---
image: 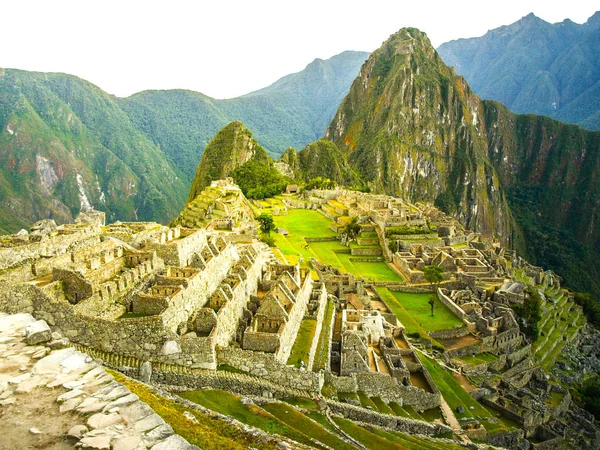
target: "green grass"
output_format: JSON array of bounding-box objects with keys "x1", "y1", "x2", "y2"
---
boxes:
[
  {"x1": 367, "y1": 425, "x2": 464, "y2": 450},
  {"x1": 547, "y1": 391, "x2": 564, "y2": 408},
  {"x1": 108, "y1": 371, "x2": 279, "y2": 450},
  {"x1": 418, "y1": 354, "x2": 519, "y2": 433},
  {"x1": 457, "y1": 353, "x2": 499, "y2": 366},
  {"x1": 338, "y1": 391, "x2": 360, "y2": 403},
  {"x1": 283, "y1": 397, "x2": 319, "y2": 410},
  {"x1": 389, "y1": 402, "x2": 412, "y2": 418},
  {"x1": 333, "y1": 417, "x2": 407, "y2": 450},
  {"x1": 383, "y1": 289, "x2": 464, "y2": 333},
  {"x1": 179, "y1": 389, "x2": 317, "y2": 447},
  {"x1": 262, "y1": 402, "x2": 355, "y2": 450},
  {"x1": 313, "y1": 298, "x2": 335, "y2": 372},
  {"x1": 357, "y1": 391, "x2": 379, "y2": 410},
  {"x1": 287, "y1": 318, "x2": 318, "y2": 367},
  {"x1": 370, "y1": 397, "x2": 395, "y2": 415},
  {"x1": 272, "y1": 209, "x2": 403, "y2": 282}
]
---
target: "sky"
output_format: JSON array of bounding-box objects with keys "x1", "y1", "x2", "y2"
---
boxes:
[{"x1": 1, "y1": 1, "x2": 597, "y2": 99}]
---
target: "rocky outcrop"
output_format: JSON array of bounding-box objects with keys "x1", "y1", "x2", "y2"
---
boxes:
[{"x1": 0, "y1": 312, "x2": 198, "y2": 449}]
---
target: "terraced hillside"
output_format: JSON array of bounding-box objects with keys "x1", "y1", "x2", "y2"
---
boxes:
[{"x1": 532, "y1": 285, "x2": 585, "y2": 371}]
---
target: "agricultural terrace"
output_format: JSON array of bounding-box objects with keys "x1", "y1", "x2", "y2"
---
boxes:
[
  {"x1": 272, "y1": 209, "x2": 403, "y2": 282},
  {"x1": 377, "y1": 288, "x2": 464, "y2": 334}
]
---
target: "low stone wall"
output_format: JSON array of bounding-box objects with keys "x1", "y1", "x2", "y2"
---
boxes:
[
  {"x1": 350, "y1": 247, "x2": 382, "y2": 256},
  {"x1": 325, "y1": 371, "x2": 439, "y2": 411},
  {"x1": 327, "y1": 400, "x2": 451, "y2": 436},
  {"x1": 307, "y1": 286, "x2": 327, "y2": 370},
  {"x1": 326, "y1": 372, "x2": 358, "y2": 393},
  {"x1": 428, "y1": 326, "x2": 469, "y2": 340},
  {"x1": 305, "y1": 237, "x2": 339, "y2": 243},
  {"x1": 436, "y1": 289, "x2": 467, "y2": 321},
  {"x1": 216, "y1": 347, "x2": 323, "y2": 392},
  {"x1": 448, "y1": 342, "x2": 484, "y2": 358}
]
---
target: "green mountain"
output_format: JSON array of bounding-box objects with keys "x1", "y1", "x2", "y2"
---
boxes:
[
  {"x1": 0, "y1": 51, "x2": 367, "y2": 233},
  {"x1": 317, "y1": 27, "x2": 600, "y2": 299},
  {"x1": 437, "y1": 12, "x2": 600, "y2": 130},
  {"x1": 119, "y1": 50, "x2": 369, "y2": 183},
  {"x1": 0, "y1": 69, "x2": 186, "y2": 233},
  {"x1": 186, "y1": 121, "x2": 271, "y2": 201},
  {"x1": 324, "y1": 28, "x2": 516, "y2": 242}
]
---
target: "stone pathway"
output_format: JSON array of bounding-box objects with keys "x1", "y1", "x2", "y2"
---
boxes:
[{"x1": 0, "y1": 312, "x2": 199, "y2": 450}]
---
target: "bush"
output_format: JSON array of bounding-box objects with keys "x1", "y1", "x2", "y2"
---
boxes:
[
  {"x1": 259, "y1": 232, "x2": 275, "y2": 247},
  {"x1": 511, "y1": 287, "x2": 542, "y2": 341}
]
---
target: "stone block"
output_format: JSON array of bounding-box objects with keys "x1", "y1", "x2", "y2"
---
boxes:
[
  {"x1": 161, "y1": 340, "x2": 181, "y2": 355},
  {"x1": 24, "y1": 320, "x2": 52, "y2": 345}
]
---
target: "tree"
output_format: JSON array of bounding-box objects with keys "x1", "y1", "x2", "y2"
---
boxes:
[
  {"x1": 256, "y1": 214, "x2": 275, "y2": 235},
  {"x1": 423, "y1": 265, "x2": 444, "y2": 290},
  {"x1": 344, "y1": 216, "x2": 361, "y2": 241}
]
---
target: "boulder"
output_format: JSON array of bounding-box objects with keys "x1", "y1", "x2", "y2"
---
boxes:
[
  {"x1": 161, "y1": 340, "x2": 181, "y2": 355},
  {"x1": 24, "y1": 320, "x2": 52, "y2": 345},
  {"x1": 139, "y1": 361, "x2": 152, "y2": 383}
]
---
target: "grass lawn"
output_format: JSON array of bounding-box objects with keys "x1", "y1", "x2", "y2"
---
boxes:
[
  {"x1": 313, "y1": 298, "x2": 335, "y2": 372},
  {"x1": 457, "y1": 353, "x2": 499, "y2": 366},
  {"x1": 417, "y1": 354, "x2": 519, "y2": 433},
  {"x1": 333, "y1": 417, "x2": 407, "y2": 450},
  {"x1": 370, "y1": 397, "x2": 395, "y2": 415},
  {"x1": 272, "y1": 209, "x2": 403, "y2": 282},
  {"x1": 262, "y1": 402, "x2": 355, "y2": 450},
  {"x1": 367, "y1": 425, "x2": 465, "y2": 450},
  {"x1": 357, "y1": 391, "x2": 379, "y2": 410},
  {"x1": 382, "y1": 289, "x2": 464, "y2": 333},
  {"x1": 179, "y1": 389, "x2": 317, "y2": 447},
  {"x1": 287, "y1": 318, "x2": 318, "y2": 367},
  {"x1": 108, "y1": 371, "x2": 279, "y2": 450}
]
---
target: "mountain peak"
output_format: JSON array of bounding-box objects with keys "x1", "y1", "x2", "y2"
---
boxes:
[{"x1": 186, "y1": 121, "x2": 269, "y2": 202}]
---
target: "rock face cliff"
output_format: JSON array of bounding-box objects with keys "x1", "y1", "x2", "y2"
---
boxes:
[
  {"x1": 325, "y1": 28, "x2": 516, "y2": 243},
  {"x1": 186, "y1": 122, "x2": 271, "y2": 202}
]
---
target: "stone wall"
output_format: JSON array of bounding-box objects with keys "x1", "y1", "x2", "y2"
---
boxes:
[
  {"x1": 0, "y1": 227, "x2": 100, "y2": 273},
  {"x1": 275, "y1": 274, "x2": 313, "y2": 363},
  {"x1": 216, "y1": 347, "x2": 323, "y2": 392},
  {"x1": 210, "y1": 247, "x2": 265, "y2": 347},
  {"x1": 324, "y1": 371, "x2": 439, "y2": 410},
  {"x1": 307, "y1": 284, "x2": 328, "y2": 370},
  {"x1": 326, "y1": 400, "x2": 451, "y2": 436},
  {"x1": 428, "y1": 326, "x2": 469, "y2": 340},
  {"x1": 161, "y1": 243, "x2": 239, "y2": 332},
  {"x1": 146, "y1": 228, "x2": 207, "y2": 267}
]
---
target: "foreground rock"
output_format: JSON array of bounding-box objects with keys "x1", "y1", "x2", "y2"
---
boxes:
[{"x1": 0, "y1": 312, "x2": 198, "y2": 449}]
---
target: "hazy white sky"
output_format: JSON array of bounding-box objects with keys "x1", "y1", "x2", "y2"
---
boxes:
[{"x1": 1, "y1": 1, "x2": 597, "y2": 99}]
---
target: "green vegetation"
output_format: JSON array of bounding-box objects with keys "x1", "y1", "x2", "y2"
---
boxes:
[
  {"x1": 333, "y1": 417, "x2": 406, "y2": 450},
  {"x1": 179, "y1": 389, "x2": 317, "y2": 447},
  {"x1": 256, "y1": 214, "x2": 275, "y2": 234},
  {"x1": 261, "y1": 402, "x2": 355, "y2": 450},
  {"x1": 511, "y1": 287, "x2": 542, "y2": 341},
  {"x1": 576, "y1": 376, "x2": 600, "y2": 421},
  {"x1": 231, "y1": 159, "x2": 289, "y2": 199},
  {"x1": 378, "y1": 288, "x2": 463, "y2": 333},
  {"x1": 418, "y1": 354, "x2": 517, "y2": 432},
  {"x1": 287, "y1": 318, "x2": 318, "y2": 367},
  {"x1": 108, "y1": 371, "x2": 279, "y2": 450},
  {"x1": 272, "y1": 209, "x2": 402, "y2": 282},
  {"x1": 304, "y1": 177, "x2": 337, "y2": 190},
  {"x1": 457, "y1": 353, "x2": 499, "y2": 366},
  {"x1": 313, "y1": 298, "x2": 335, "y2": 372}
]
